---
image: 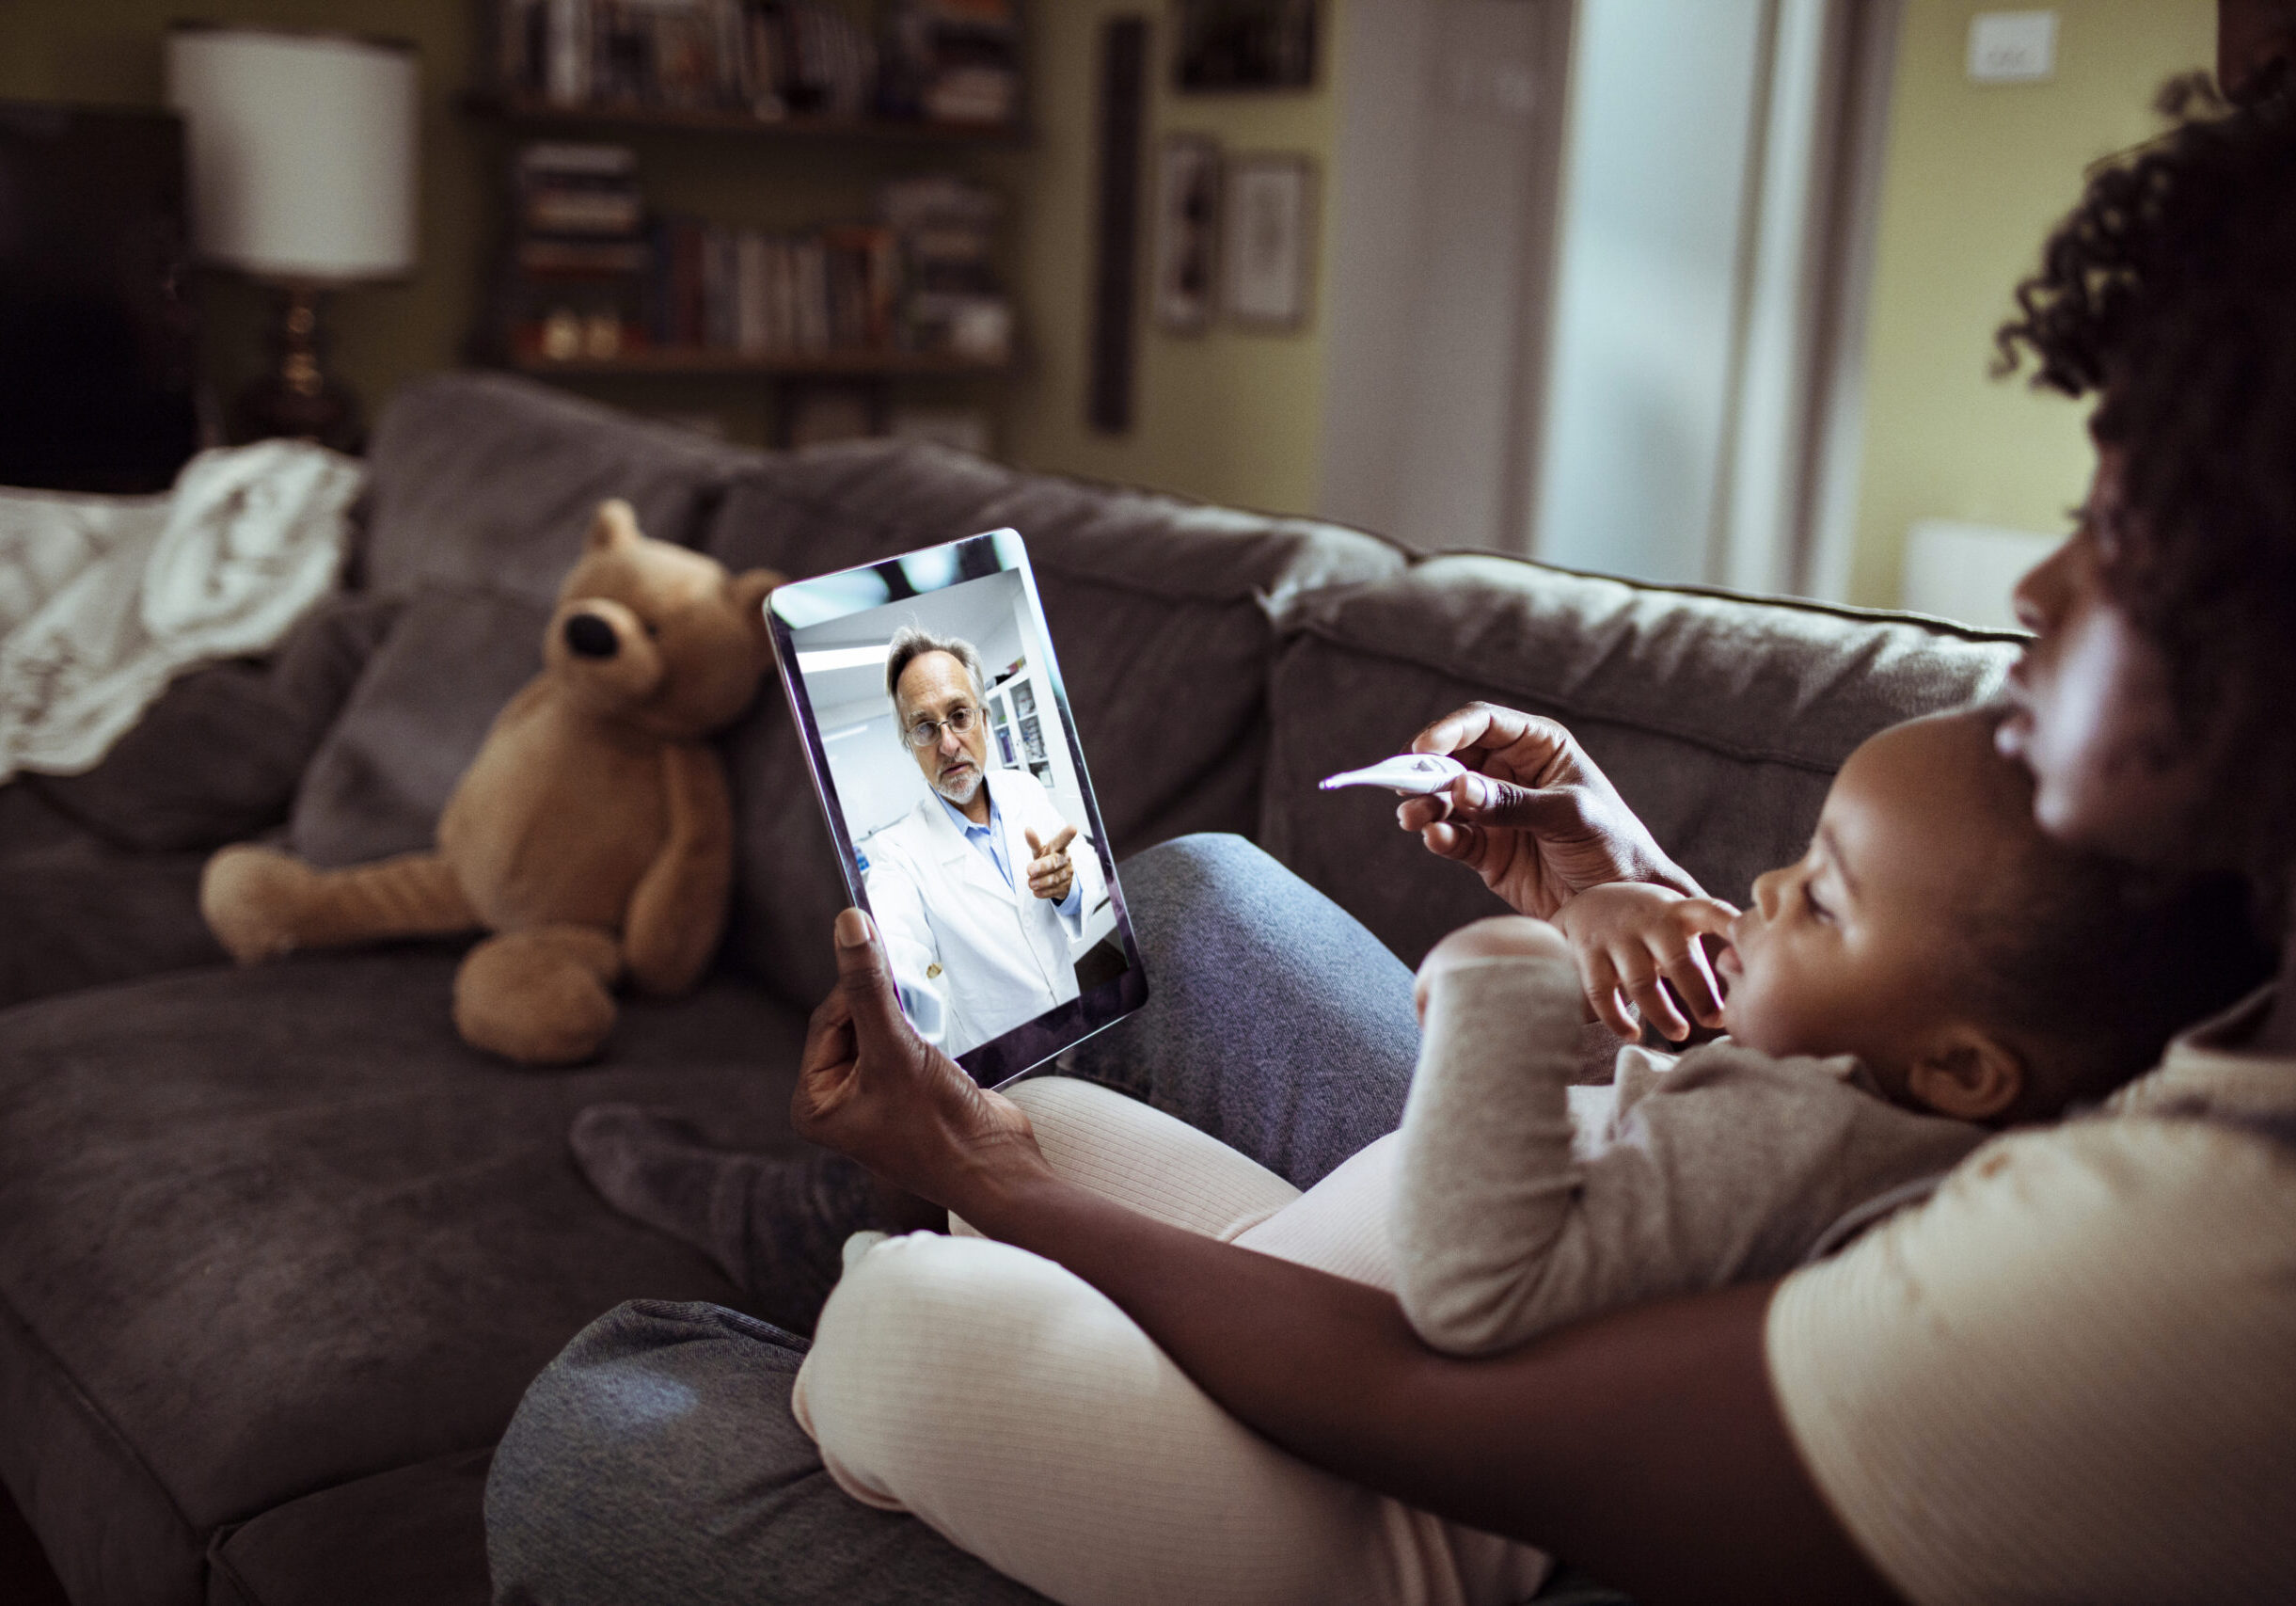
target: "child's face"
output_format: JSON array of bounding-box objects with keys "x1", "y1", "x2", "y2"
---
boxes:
[{"x1": 1718, "y1": 713, "x2": 2030, "y2": 1099}]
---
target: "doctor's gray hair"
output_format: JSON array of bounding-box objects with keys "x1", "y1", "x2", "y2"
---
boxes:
[{"x1": 884, "y1": 625, "x2": 987, "y2": 711}]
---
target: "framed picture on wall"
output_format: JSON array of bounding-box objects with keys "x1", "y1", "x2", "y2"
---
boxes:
[
  {"x1": 1222, "y1": 153, "x2": 1317, "y2": 329},
  {"x1": 1175, "y1": 0, "x2": 1319, "y2": 91},
  {"x1": 1151, "y1": 135, "x2": 1222, "y2": 333}
]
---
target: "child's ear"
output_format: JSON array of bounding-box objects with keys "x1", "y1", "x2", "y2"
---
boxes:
[{"x1": 1907, "y1": 1031, "x2": 2024, "y2": 1122}]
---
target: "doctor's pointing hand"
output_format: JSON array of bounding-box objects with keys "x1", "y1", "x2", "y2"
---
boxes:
[
  {"x1": 1024, "y1": 824, "x2": 1078, "y2": 903},
  {"x1": 861, "y1": 626, "x2": 1104, "y2": 1060}
]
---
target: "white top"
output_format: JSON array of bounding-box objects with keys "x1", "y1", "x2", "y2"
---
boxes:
[
  {"x1": 863, "y1": 767, "x2": 1104, "y2": 1058},
  {"x1": 1766, "y1": 985, "x2": 2296, "y2": 1603}
]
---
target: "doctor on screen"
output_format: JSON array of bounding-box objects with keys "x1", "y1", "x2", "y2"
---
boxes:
[{"x1": 863, "y1": 626, "x2": 1105, "y2": 1057}]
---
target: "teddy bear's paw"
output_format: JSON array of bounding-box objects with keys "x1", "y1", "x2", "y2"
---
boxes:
[
  {"x1": 199, "y1": 845, "x2": 320, "y2": 964},
  {"x1": 454, "y1": 928, "x2": 623, "y2": 1066}
]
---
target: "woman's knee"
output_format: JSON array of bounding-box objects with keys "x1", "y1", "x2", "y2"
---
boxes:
[
  {"x1": 799, "y1": 1234, "x2": 1119, "y2": 1480},
  {"x1": 487, "y1": 1300, "x2": 813, "y2": 1605},
  {"x1": 1119, "y1": 832, "x2": 1286, "y2": 908}
]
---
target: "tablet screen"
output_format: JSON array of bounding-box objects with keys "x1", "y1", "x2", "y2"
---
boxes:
[{"x1": 765, "y1": 529, "x2": 1148, "y2": 1087}]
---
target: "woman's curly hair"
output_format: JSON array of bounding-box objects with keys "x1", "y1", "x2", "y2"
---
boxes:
[{"x1": 1994, "y1": 70, "x2": 2296, "y2": 891}]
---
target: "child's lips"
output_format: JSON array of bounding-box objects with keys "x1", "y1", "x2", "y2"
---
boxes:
[{"x1": 1716, "y1": 943, "x2": 1742, "y2": 979}]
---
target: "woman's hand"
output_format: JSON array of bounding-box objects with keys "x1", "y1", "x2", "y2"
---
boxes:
[
  {"x1": 1396, "y1": 704, "x2": 1702, "y2": 918},
  {"x1": 1552, "y1": 883, "x2": 1738, "y2": 1042},
  {"x1": 792, "y1": 908, "x2": 1047, "y2": 1209}
]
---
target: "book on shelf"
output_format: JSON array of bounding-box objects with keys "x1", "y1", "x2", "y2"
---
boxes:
[
  {"x1": 644, "y1": 219, "x2": 895, "y2": 357},
  {"x1": 491, "y1": 0, "x2": 1019, "y2": 128}
]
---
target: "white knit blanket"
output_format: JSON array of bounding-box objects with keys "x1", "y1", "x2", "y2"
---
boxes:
[{"x1": 0, "y1": 440, "x2": 363, "y2": 782}]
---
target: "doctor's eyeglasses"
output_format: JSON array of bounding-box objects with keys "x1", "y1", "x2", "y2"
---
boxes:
[{"x1": 902, "y1": 703, "x2": 982, "y2": 749}]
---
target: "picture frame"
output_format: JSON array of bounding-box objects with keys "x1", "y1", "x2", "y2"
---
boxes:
[
  {"x1": 1175, "y1": 0, "x2": 1319, "y2": 92},
  {"x1": 1150, "y1": 135, "x2": 1222, "y2": 333},
  {"x1": 1221, "y1": 153, "x2": 1317, "y2": 330}
]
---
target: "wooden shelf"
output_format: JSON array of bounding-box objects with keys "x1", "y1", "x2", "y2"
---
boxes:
[
  {"x1": 508, "y1": 348, "x2": 1011, "y2": 378},
  {"x1": 466, "y1": 92, "x2": 1026, "y2": 146}
]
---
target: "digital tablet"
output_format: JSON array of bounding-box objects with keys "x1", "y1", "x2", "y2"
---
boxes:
[{"x1": 765, "y1": 529, "x2": 1148, "y2": 1088}]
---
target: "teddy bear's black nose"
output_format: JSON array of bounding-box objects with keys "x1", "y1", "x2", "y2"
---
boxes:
[{"x1": 563, "y1": 613, "x2": 619, "y2": 660}]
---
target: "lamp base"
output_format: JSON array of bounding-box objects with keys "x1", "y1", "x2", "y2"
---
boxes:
[{"x1": 232, "y1": 284, "x2": 362, "y2": 453}]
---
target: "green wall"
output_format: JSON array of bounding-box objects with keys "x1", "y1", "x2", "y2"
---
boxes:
[
  {"x1": 1846, "y1": 0, "x2": 2214, "y2": 604},
  {"x1": 0, "y1": 0, "x2": 1340, "y2": 517},
  {"x1": 978, "y1": 0, "x2": 1338, "y2": 517}
]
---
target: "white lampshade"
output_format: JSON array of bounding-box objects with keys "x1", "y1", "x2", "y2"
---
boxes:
[{"x1": 166, "y1": 25, "x2": 419, "y2": 284}]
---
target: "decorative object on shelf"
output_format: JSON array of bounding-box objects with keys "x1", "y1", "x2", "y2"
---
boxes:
[
  {"x1": 1150, "y1": 134, "x2": 1221, "y2": 334},
  {"x1": 493, "y1": 0, "x2": 1011, "y2": 132},
  {"x1": 1175, "y1": 0, "x2": 1318, "y2": 91},
  {"x1": 1222, "y1": 151, "x2": 1316, "y2": 330},
  {"x1": 166, "y1": 24, "x2": 418, "y2": 452}
]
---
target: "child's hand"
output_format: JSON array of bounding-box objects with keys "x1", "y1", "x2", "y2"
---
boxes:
[
  {"x1": 1552, "y1": 883, "x2": 1738, "y2": 1042},
  {"x1": 1413, "y1": 915, "x2": 1573, "y2": 1024}
]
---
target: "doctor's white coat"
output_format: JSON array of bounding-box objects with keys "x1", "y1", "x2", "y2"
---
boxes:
[{"x1": 863, "y1": 767, "x2": 1106, "y2": 1058}]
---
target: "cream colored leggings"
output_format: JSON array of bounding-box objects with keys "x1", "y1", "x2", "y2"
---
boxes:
[{"x1": 790, "y1": 1077, "x2": 1550, "y2": 1606}]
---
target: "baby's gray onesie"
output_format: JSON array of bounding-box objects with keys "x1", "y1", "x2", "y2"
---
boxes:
[{"x1": 1391, "y1": 952, "x2": 1990, "y2": 1356}]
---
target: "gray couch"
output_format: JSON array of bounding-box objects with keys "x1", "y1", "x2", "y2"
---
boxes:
[{"x1": 0, "y1": 374, "x2": 2020, "y2": 1606}]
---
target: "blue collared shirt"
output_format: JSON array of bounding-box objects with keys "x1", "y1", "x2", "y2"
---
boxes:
[{"x1": 938, "y1": 786, "x2": 1080, "y2": 915}]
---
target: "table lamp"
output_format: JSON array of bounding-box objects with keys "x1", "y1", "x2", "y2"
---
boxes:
[{"x1": 166, "y1": 24, "x2": 418, "y2": 450}]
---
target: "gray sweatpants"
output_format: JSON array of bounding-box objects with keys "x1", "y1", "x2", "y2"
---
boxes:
[{"x1": 485, "y1": 835, "x2": 1426, "y2": 1605}]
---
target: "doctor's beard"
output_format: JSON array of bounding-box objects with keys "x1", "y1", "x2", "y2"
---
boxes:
[{"x1": 932, "y1": 761, "x2": 983, "y2": 807}]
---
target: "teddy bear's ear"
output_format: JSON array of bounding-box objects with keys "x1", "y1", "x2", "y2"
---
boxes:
[
  {"x1": 586, "y1": 499, "x2": 642, "y2": 553},
  {"x1": 728, "y1": 568, "x2": 783, "y2": 637}
]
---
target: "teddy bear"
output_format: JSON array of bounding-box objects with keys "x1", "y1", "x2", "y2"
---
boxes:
[{"x1": 199, "y1": 500, "x2": 782, "y2": 1065}]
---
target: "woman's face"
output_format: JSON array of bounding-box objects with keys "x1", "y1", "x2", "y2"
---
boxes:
[{"x1": 1995, "y1": 449, "x2": 2221, "y2": 867}]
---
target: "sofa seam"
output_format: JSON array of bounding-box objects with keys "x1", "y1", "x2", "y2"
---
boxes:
[
  {"x1": 0, "y1": 1282, "x2": 204, "y2": 1547},
  {"x1": 203, "y1": 1536, "x2": 259, "y2": 1606}
]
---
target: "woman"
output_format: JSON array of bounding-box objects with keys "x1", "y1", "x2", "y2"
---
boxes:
[{"x1": 486, "y1": 39, "x2": 2296, "y2": 1606}]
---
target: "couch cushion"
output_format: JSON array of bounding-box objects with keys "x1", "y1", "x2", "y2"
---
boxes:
[
  {"x1": 1263, "y1": 556, "x2": 2023, "y2": 966},
  {"x1": 0, "y1": 785, "x2": 222, "y2": 1010},
  {"x1": 27, "y1": 593, "x2": 404, "y2": 855},
  {"x1": 289, "y1": 587, "x2": 549, "y2": 867},
  {"x1": 359, "y1": 373, "x2": 762, "y2": 607},
  {"x1": 207, "y1": 1449, "x2": 490, "y2": 1606},
  {"x1": 0, "y1": 952, "x2": 811, "y2": 1606},
  {"x1": 703, "y1": 439, "x2": 1407, "y2": 1004}
]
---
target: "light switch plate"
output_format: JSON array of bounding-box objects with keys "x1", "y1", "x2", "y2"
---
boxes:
[{"x1": 1969, "y1": 10, "x2": 2058, "y2": 83}]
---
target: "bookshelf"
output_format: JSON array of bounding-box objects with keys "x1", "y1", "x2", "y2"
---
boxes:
[{"x1": 472, "y1": 0, "x2": 1023, "y2": 450}]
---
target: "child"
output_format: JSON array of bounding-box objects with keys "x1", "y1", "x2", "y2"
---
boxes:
[
  {"x1": 789, "y1": 708, "x2": 2270, "y2": 1606},
  {"x1": 1382, "y1": 706, "x2": 2264, "y2": 1355}
]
